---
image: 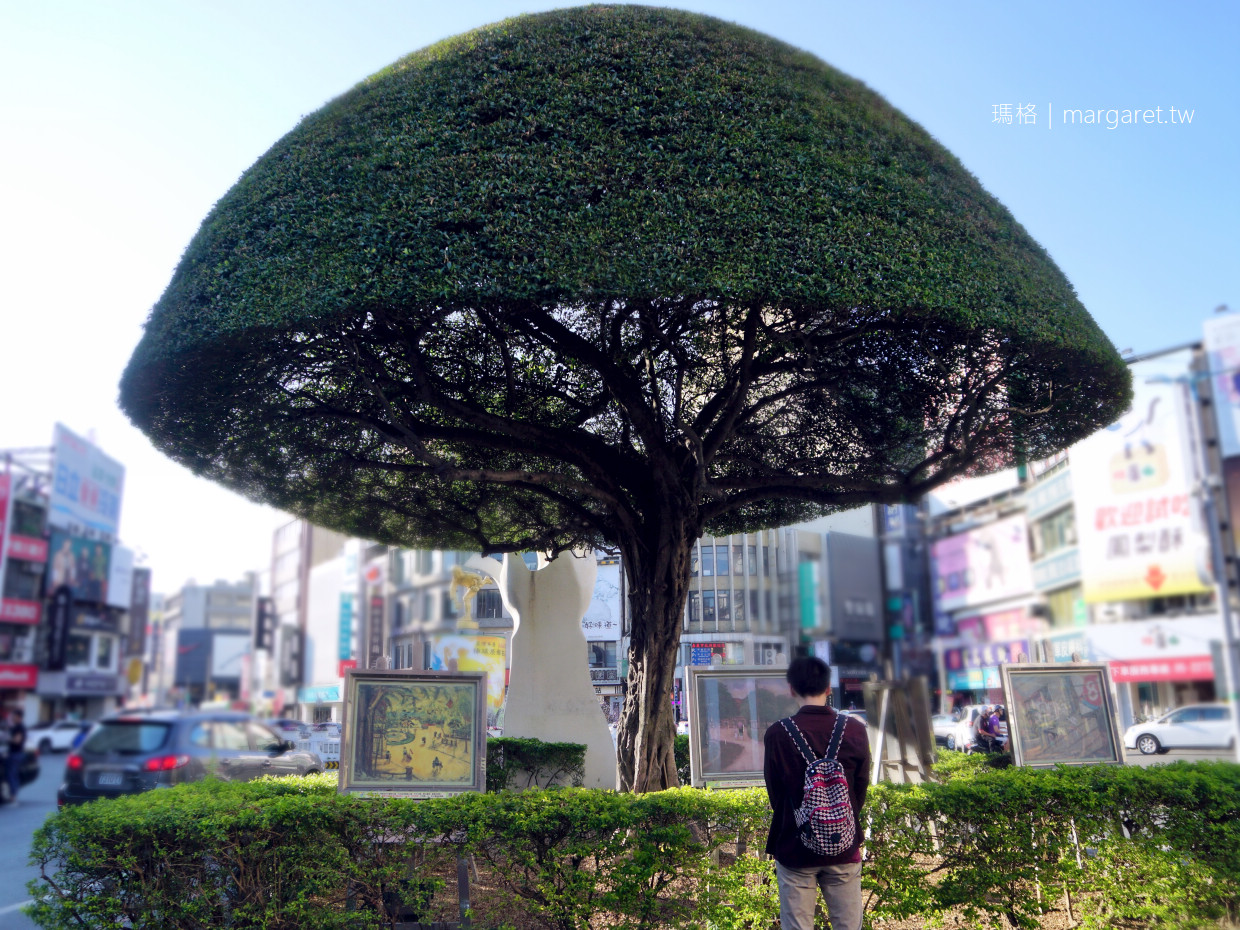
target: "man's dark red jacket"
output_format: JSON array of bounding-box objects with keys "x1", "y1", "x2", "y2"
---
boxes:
[{"x1": 763, "y1": 704, "x2": 871, "y2": 867}]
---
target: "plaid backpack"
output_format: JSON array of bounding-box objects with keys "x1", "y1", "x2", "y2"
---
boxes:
[{"x1": 779, "y1": 713, "x2": 856, "y2": 857}]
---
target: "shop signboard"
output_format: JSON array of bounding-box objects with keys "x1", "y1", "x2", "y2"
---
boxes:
[
  {"x1": 338, "y1": 592, "x2": 355, "y2": 660},
  {"x1": 827, "y1": 532, "x2": 883, "y2": 641},
  {"x1": 0, "y1": 598, "x2": 41, "y2": 624},
  {"x1": 1084, "y1": 614, "x2": 1222, "y2": 683},
  {"x1": 930, "y1": 514, "x2": 1034, "y2": 613},
  {"x1": 66, "y1": 673, "x2": 122, "y2": 695},
  {"x1": 1203, "y1": 313, "x2": 1240, "y2": 459},
  {"x1": 0, "y1": 664, "x2": 38, "y2": 689},
  {"x1": 1070, "y1": 350, "x2": 1213, "y2": 602},
  {"x1": 49, "y1": 423, "x2": 125, "y2": 542},
  {"x1": 106, "y1": 545, "x2": 134, "y2": 610},
  {"x1": 126, "y1": 568, "x2": 151, "y2": 657}
]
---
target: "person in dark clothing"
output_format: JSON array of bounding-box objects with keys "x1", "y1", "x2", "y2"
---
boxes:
[
  {"x1": 764, "y1": 657, "x2": 871, "y2": 930},
  {"x1": 6, "y1": 708, "x2": 27, "y2": 804}
]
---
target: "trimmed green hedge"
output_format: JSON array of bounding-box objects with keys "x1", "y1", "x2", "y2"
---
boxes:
[
  {"x1": 485, "y1": 737, "x2": 586, "y2": 792},
  {"x1": 28, "y1": 758, "x2": 1240, "y2": 929}
]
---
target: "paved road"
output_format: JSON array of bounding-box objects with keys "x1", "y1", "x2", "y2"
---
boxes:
[
  {"x1": 0, "y1": 750, "x2": 63, "y2": 930},
  {"x1": 1123, "y1": 746, "x2": 1237, "y2": 767}
]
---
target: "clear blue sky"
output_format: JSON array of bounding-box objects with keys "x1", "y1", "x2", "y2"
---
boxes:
[{"x1": 1, "y1": 1, "x2": 1236, "y2": 593}]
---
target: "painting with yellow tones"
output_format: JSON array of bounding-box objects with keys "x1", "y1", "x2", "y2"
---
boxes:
[{"x1": 339, "y1": 670, "x2": 487, "y2": 798}]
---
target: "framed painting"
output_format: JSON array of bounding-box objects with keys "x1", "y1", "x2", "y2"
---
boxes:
[
  {"x1": 339, "y1": 669, "x2": 487, "y2": 798},
  {"x1": 999, "y1": 663, "x2": 1124, "y2": 768},
  {"x1": 684, "y1": 665, "x2": 801, "y2": 788}
]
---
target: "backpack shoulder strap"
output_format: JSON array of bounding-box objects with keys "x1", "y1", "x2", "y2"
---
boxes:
[
  {"x1": 778, "y1": 716, "x2": 819, "y2": 765},
  {"x1": 824, "y1": 711, "x2": 849, "y2": 762}
]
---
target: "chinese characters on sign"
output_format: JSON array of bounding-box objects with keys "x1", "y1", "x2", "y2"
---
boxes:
[{"x1": 1069, "y1": 352, "x2": 1212, "y2": 603}]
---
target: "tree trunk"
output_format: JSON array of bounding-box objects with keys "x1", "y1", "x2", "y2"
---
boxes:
[{"x1": 616, "y1": 510, "x2": 698, "y2": 793}]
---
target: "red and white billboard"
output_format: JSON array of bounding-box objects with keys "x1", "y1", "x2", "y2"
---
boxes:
[
  {"x1": 0, "y1": 664, "x2": 38, "y2": 689},
  {"x1": 0, "y1": 597, "x2": 41, "y2": 625}
]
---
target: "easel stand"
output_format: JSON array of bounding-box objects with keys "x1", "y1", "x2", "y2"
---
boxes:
[{"x1": 861, "y1": 678, "x2": 936, "y2": 785}]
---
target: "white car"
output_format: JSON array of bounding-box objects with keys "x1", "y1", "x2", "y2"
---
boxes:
[
  {"x1": 1123, "y1": 703, "x2": 1235, "y2": 755},
  {"x1": 27, "y1": 719, "x2": 93, "y2": 753},
  {"x1": 931, "y1": 713, "x2": 956, "y2": 746}
]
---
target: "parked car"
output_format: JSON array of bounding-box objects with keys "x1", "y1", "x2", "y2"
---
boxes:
[
  {"x1": 932, "y1": 713, "x2": 957, "y2": 746},
  {"x1": 58, "y1": 710, "x2": 323, "y2": 808},
  {"x1": 28, "y1": 719, "x2": 93, "y2": 754},
  {"x1": 1123, "y1": 703, "x2": 1235, "y2": 755}
]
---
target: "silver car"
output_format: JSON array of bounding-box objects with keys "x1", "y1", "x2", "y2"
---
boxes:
[{"x1": 1123, "y1": 703, "x2": 1234, "y2": 755}]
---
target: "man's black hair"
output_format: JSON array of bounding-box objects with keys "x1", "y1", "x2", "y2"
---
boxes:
[{"x1": 786, "y1": 656, "x2": 831, "y2": 698}]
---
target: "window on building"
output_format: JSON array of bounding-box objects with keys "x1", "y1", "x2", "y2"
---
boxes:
[
  {"x1": 66, "y1": 633, "x2": 91, "y2": 668},
  {"x1": 715, "y1": 545, "x2": 730, "y2": 576},
  {"x1": 687, "y1": 592, "x2": 700, "y2": 623},
  {"x1": 750, "y1": 590, "x2": 760, "y2": 622},
  {"x1": 700, "y1": 546, "x2": 715, "y2": 577},
  {"x1": 416, "y1": 550, "x2": 433, "y2": 575},
  {"x1": 12, "y1": 501, "x2": 45, "y2": 537},
  {"x1": 690, "y1": 546, "x2": 699, "y2": 577},
  {"x1": 589, "y1": 641, "x2": 618, "y2": 668},
  {"x1": 717, "y1": 591, "x2": 731, "y2": 625},
  {"x1": 1046, "y1": 586, "x2": 1082, "y2": 627},
  {"x1": 95, "y1": 636, "x2": 114, "y2": 671},
  {"x1": 703, "y1": 591, "x2": 716, "y2": 624},
  {"x1": 475, "y1": 589, "x2": 502, "y2": 619},
  {"x1": 2, "y1": 563, "x2": 42, "y2": 601},
  {"x1": 441, "y1": 591, "x2": 458, "y2": 620},
  {"x1": 747, "y1": 545, "x2": 758, "y2": 575}
]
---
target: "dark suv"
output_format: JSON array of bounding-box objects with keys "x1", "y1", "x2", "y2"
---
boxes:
[{"x1": 57, "y1": 710, "x2": 323, "y2": 807}]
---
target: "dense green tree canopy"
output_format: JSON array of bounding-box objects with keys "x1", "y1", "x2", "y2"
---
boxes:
[{"x1": 121, "y1": 5, "x2": 1129, "y2": 790}]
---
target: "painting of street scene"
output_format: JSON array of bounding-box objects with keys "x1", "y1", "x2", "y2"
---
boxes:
[
  {"x1": 687, "y1": 667, "x2": 801, "y2": 787},
  {"x1": 1001, "y1": 664, "x2": 1123, "y2": 768},
  {"x1": 340, "y1": 671, "x2": 486, "y2": 797}
]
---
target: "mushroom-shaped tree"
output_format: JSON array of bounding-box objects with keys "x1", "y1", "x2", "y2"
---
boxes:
[{"x1": 121, "y1": 6, "x2": 1130, "y2": 791}]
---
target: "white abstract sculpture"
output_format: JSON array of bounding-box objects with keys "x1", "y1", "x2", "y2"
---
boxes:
[{"x1": 465, "y1": 551, "x2": 618, "y2": 789}]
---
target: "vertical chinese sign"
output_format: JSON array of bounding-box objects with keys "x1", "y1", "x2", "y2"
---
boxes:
[{"x1": 1070, "y1": 350, "x2": 1212, "y2": 603}]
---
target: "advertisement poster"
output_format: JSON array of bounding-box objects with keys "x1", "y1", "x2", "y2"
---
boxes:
[
  {"x1": 429, "y1": 634, "x2": 507, "y2": 717},
  {"x1": 47, "y1": 530, "x2": 112, "y2": 604},
  {"x1": 1069, "y1": 352, "x2": 1212, "y2": 603},
  {"x1": 49, "y1": 423, "x2": 125, "y2": 542},
  {"x1": 1202, "y1": 314, "x2": 1240, "y2": 459},
  {"x1": 930, "y1": 514, "x2": 1034, "y2": 613}
]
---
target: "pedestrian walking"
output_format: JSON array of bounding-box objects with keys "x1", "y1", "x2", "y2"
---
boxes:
[
  {"x1": 6, "y1": 708, "x2": 27, "y2": 804},
  {"x1": 764, "y1": 657, "x2": 871, "y2": 930}
]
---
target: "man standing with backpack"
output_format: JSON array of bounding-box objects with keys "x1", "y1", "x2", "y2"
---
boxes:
[{"x1": 764, "y1": 656, "x2": 872, "y2": 930}]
